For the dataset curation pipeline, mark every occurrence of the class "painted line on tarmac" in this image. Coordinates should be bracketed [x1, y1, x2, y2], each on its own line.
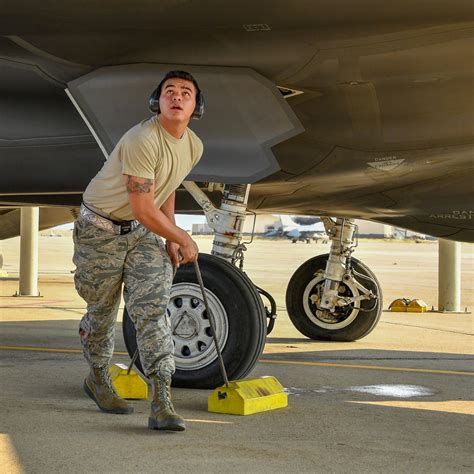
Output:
[186, 418, 233, 424]
[259, 359, 474, 376]
[349, 400, 474, 416]
[1, 345, 472, 377]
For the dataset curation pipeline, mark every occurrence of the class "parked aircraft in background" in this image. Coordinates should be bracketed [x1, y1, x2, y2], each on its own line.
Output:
[1, 1, 473, 388]
[265, 215, 329, 243]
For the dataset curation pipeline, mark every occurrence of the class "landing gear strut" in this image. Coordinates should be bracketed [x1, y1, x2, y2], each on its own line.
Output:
[286, 218, 382, 341]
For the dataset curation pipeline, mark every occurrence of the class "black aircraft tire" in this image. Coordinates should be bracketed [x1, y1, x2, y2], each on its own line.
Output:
[122, 253, 267, 389]
[286, 254, 382, 341]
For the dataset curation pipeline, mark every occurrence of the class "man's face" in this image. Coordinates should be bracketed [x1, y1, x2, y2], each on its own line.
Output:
[158, 78, 197, 123]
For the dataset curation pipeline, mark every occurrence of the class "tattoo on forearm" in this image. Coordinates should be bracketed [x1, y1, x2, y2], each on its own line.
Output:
[126, 176, 153, 193]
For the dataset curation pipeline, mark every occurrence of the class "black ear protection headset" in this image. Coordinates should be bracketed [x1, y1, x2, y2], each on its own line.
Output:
[149, 70, 205, 120]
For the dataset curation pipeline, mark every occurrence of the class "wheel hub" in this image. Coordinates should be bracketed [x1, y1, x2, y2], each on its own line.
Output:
[168, 283, 229, 371]
[173, 312, 199, 339]
[303, 271, 360, 329]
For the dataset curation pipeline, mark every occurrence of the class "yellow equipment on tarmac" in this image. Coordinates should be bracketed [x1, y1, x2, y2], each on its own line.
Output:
[109, 362, 148, 400]
[389, 298, 428, 313]
[208, 376, 287, 415]
[389, 298, 410, 312]
[407, 299, 428, 312]
[194, 261, 288, 416]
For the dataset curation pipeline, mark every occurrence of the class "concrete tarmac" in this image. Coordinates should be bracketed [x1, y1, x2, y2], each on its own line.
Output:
[0, 237, 473, 473]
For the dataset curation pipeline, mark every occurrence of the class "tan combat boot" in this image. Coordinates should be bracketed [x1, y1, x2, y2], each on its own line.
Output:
[83, 366, 134, 414]
[148, 374, 185, 431]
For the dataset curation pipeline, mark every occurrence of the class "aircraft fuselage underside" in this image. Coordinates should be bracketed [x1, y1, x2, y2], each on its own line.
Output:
[1, 10, 473, 241]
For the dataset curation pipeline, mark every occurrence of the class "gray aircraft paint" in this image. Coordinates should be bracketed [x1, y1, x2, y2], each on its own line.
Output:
[67, 64, 304, 184]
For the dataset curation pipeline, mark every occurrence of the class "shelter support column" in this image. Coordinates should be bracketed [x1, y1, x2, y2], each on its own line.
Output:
[438, 239, 461, 312]
[18, 207, 40, 297]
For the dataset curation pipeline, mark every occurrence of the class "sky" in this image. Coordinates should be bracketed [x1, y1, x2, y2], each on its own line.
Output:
[176, 214, 206, 230]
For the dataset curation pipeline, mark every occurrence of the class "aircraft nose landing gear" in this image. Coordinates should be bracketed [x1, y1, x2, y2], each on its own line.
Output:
[286, 218, 383, 341]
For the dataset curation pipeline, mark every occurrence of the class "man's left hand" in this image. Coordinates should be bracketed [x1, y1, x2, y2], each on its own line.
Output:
[166, 240, 182, 267]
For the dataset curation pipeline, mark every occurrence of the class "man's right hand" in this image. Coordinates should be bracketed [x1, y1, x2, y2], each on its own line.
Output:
[179, 235, 199, 263]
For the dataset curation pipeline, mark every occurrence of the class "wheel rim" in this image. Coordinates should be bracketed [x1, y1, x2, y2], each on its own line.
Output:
[168, 282, 229, 371]
[302, 271, 361, 330]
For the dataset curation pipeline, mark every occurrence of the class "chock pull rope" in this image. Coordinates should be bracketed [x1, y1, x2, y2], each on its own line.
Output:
[127, 348, 139, 375]
[194, 260, 231, 388]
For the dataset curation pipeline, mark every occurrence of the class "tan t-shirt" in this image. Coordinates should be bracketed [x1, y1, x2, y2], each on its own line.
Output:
[83, 116, 203, 221]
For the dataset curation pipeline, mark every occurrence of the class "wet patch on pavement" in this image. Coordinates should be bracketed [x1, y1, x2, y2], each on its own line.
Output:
[285, 384, 436, 398]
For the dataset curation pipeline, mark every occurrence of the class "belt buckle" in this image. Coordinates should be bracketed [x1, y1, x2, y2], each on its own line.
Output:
[120, 222, 132, 235]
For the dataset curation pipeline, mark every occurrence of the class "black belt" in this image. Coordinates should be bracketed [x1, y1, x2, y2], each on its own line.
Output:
[80, 203, 140, 235]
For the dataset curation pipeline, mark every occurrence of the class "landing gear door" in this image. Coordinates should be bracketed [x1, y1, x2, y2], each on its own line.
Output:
[66, 64, 304, 184]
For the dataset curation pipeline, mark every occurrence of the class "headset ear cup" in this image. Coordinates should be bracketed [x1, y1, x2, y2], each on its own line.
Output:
[192, 91, 205, 119]
[149, 87, 160, 113]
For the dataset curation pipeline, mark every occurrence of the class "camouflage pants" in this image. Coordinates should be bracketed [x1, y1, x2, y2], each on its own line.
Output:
[72, 216, 175, 378]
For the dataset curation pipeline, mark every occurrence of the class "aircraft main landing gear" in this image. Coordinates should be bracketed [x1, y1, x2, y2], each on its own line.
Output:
[286, 218, 382, 341]
[122, 182, 269, 388]
[123, 253, 266, 388]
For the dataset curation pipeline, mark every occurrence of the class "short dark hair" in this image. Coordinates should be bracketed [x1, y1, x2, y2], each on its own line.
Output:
[158, 70, 201, 97]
